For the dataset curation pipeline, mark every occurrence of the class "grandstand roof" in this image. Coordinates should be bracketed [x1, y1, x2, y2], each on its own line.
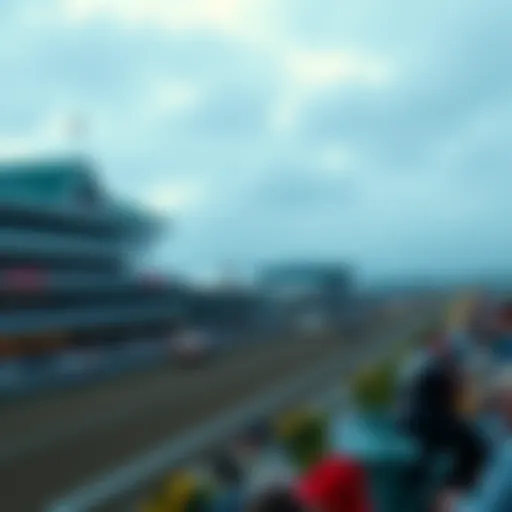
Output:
[0, 158, 91, 204]
[0, 156, 165, 233]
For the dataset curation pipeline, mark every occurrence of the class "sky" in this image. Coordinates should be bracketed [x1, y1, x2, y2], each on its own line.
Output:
[1, 0, 511, 284]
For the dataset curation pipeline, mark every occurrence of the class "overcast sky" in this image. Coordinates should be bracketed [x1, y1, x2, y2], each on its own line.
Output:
[1, 0, 511, 283]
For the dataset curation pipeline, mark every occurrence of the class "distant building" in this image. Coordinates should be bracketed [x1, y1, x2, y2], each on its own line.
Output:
[258, 262, 354, 332]
[184, 285, 264, 335]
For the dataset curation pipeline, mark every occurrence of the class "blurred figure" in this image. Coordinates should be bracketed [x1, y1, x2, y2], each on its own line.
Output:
[455, 367, 512, 512]
[212, 451, 243, 484]
[490, 301, 512, 364]
[449, 296, 492, 354]
[449, 298, 497, 414]
[210, 451, 245, 512]
[296, 455, 373, 512]
[246, 452, 372, 512]
[398, 331, 488, 504]
[247, 486, 306, 512]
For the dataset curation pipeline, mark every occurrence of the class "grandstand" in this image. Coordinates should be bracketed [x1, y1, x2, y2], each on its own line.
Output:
[127, 295, 506, 512]
[0, 157, 182, 393]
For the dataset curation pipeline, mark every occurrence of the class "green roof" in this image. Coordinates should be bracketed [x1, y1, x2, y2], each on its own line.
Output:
[0, 158, 91, 204]
[0, 157, 166, 234]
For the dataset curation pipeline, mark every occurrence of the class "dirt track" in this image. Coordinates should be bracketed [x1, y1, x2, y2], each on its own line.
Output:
[0, 311, 423, 511]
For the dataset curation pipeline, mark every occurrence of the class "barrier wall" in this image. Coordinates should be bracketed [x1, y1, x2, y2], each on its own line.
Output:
[0, 322, 277, 399]
[0, 339, 171, 399]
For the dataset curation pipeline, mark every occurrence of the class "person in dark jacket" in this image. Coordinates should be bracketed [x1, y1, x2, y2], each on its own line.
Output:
[400, 332, 488, 498]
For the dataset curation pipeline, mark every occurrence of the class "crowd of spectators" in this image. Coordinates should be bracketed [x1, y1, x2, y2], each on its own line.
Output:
[140, 294, 512, 512]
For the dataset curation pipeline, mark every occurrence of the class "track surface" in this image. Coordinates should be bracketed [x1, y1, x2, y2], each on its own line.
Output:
[0, 332, 354, 511]
[0, 310, 422, 512]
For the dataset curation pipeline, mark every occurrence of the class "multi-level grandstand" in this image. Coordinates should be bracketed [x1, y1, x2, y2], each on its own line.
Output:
[0, 158, 183, 390]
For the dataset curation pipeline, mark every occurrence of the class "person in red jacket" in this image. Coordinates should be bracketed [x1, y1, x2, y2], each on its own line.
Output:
[247, 455, 372, 512]
[296, 455, 373, 512]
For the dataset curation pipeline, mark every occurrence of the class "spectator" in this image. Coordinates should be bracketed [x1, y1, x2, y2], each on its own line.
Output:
[247, 486, 306, 512]
[447, 299, 512, 410]
[296, 454, 373, 512]
[490, 302, 512, 363]
[456, 367, 512, 512]
[212, 451, 243, 485]
[397, 331, 462, 418]
[398, 331, 488, 500]
[449, 298, 493, 362]
[210, 452, 245, 512]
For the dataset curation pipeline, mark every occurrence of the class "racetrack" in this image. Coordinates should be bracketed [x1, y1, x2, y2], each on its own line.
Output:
[0, 311, 422, 511]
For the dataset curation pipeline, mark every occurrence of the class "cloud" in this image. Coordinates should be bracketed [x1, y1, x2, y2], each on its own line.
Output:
[0, 112, 86, 158]
[282, 49, 394, 90]
[143, 180, 205, 214]
[252, 168, 354, 214]
[61, 0, 267, 42]
[1, 0, 511, 281]
[147, 81, 202, 114]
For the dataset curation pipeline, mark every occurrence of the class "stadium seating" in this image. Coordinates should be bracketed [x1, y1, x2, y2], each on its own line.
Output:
[137, 295, 502, 512]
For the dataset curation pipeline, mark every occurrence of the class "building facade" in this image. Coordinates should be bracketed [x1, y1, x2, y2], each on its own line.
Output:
[258, 262, 354, 333]
[0, 158, 183, 391]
